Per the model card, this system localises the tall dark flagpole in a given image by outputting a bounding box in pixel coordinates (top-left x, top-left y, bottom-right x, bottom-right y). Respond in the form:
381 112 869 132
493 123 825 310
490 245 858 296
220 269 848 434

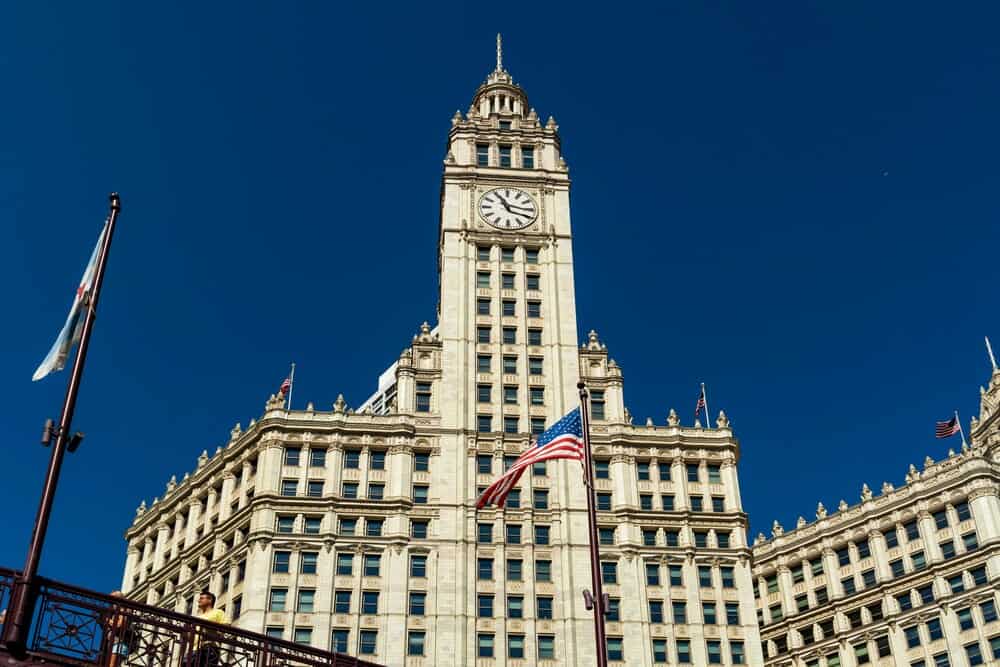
577 381 609 667
3 193 121 656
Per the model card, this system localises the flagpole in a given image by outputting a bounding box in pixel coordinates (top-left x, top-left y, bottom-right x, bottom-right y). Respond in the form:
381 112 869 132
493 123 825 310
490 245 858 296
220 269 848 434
987 336 998 371
955 410 967 447
577 381 609 667
286 362 296 410
3 193 121 656
702 382 710 429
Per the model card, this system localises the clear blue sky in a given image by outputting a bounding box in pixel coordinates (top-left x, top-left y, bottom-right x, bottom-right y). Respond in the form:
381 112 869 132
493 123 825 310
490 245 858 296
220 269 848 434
2 2 998 592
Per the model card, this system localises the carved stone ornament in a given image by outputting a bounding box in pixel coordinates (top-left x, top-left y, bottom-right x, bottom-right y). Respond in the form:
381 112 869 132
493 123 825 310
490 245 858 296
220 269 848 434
716 410 730 428
861 484 873 502
694 418 702 429
197 450 209 469
624 407 633 425
136 500 147 516
881 481 894 494
265 393 285 411
667 409 679 427
924 455 934 469
796 516 807 529
230 423 242 441
334 394 347 414
645 417 654 427
838 499 849 512
754 533 767 546
166 475 177 494
583 330 605 351
816 502 827 519
905 464 919 483
771 520 784 538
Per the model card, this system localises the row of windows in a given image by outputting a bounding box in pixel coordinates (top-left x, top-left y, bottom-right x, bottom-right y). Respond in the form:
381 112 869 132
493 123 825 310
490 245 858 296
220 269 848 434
595 492 727 513
476 298 543 318
474 326 544 346
283 448 432 471
475 522 556 544
476 384 547 404
477 245 540 264
476 143 535 169
476 270 541 290
602 460 723 483
476 354 544 375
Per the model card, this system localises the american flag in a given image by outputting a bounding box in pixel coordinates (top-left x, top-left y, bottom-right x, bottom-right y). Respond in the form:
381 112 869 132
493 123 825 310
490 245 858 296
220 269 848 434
280 377 291 394
695 385 707 420
935 416 960 439
476 408 585 509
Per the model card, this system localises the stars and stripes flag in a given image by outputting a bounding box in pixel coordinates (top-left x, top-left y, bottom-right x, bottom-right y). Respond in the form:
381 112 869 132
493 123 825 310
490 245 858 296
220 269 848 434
695 385 707 420
935 416 960 439
280 377 291 394
477 408 585 509
32 223 108 381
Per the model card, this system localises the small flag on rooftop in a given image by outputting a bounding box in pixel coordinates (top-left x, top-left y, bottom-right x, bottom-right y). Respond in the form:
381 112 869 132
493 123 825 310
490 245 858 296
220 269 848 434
280 377 291 394
694 384 707 421
935 416 960 439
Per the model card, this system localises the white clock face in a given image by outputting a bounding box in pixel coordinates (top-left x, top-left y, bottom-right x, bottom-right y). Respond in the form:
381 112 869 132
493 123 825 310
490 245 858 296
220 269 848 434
478 188 538 230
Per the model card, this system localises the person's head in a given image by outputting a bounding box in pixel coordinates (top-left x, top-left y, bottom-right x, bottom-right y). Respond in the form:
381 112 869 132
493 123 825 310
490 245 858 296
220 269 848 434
198 590 216 611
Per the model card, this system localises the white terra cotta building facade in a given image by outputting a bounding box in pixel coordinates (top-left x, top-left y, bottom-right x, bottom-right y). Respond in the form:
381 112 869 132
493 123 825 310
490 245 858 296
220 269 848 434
121 44 763 667
120 41 1000 667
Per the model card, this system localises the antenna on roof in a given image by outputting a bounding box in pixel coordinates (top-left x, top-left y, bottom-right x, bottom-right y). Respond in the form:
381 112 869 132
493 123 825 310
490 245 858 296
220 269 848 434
496 33 503 72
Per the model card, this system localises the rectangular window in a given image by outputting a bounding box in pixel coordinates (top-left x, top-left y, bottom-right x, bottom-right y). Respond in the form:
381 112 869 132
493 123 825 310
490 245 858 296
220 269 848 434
507 559 522 581
932 652 950 667
981 600 998 623
363 554 380 577
854 643 870 665
905 625 921 648
964 532 980 552
940 539 956 559
359 630 377 655
731 641 745 665
842 576 856 595
957 607 974 631
413 485 429 504
955 501 971 521
534 596 553 619
297 589 315 613
300 551 318 573
597 492 612 511
904 520 920 541
525 248 539 264
897 592 913 611
501 247 515 263
856 540 871 559
912 550 927 570
876 635 892 658
273 551 290 573
533 524 550 545
599 527 615 545
499 145 512 167
366 519 383 537
949 574 965 594
266 628 283 639
699 566 713 587
726 602 740 624
477 415 492 433
309 448 326 467
536 559 552 582
538 635 555 660
281 480 297 496
677 639 691 663
284 447 300 466
533 490 549 510
703 602 717 625
344 450 361 469
477 354 491 373
707 640 722 664
407 631 425 657
527 300 541 318
918 584 934 604
478 594 494 618
502 326 516 344
331 630 348 653
665 530 679 547
336 553 353 575
528 357 543 376
672 601 687 624
690 496 704 512
334 590 351 614
477 558 493 580
837 547 851 566
687 463 700 482
605 598 620 622
268 588 287 612
862 569 877 588
966 643 984 666
595 460 610 479
970 565 987 585
477 454 492 474
890 558 905 577
653 639 668 663
414 452 430 471
694 531 708 548
606 637 623 661
503 356 517 374
477 326 491 344
811 557 824 576
507 596 523 619
528 328 542 346
927 618 943 641
643 529 657 546
367 483 384 500
477 271 491 289
477 245 491 262
590 390 605 420
477 523 493 543
641 494 653 511
476 143 489 166
501 299 515 317
662 494 675 511
669 565 683 586
506 524 521 544
601 561 617 584
530 386 544 405
526 273 540 290
885 528 899 548
503 416 518 434
796 594 809 612
415 382 432 412
276 516 294 533
501 273 515 289
410 554 427 578
503 385 518 404
712 496 725 512
411 520 428 539
649 600 664 623
933 509 949 529
532 460 546 476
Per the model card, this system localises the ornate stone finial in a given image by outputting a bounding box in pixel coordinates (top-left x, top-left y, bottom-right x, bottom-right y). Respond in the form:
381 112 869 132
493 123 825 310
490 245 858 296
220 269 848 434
816 502 827 519
716 410 730 429
558 156 568 171
444 151 456 164
451 110 462 126
151 496 159 506
796 516 807 529
182 472 190 481
624 407 633 424
694 418 702 429
214 445 223 456
838 499 849 511
881 481 894 494
306 401 315 412
962 441 970 454
265 393 285 411
667 409 680 427
905 463 919 483
248 418 256 428
415 322 434 343
166 475 177 493
861 484 873 502
645 417 654 427
230 423 242 441
496 32 503 72
947 448 956 458
923 455 934 469
334 394 347 414
546 115 557 130
771 520 784 538
527 108 537 121
584 330 605 351
754 532 767 546
197 450 209 468
136 500 147 516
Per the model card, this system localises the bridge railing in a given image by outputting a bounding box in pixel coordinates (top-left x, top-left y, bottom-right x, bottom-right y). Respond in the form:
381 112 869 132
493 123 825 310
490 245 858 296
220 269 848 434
0 567 380 667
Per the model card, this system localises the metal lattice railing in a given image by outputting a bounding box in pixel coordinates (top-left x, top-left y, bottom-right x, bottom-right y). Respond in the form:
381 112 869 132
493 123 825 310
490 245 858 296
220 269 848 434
0 567 380 667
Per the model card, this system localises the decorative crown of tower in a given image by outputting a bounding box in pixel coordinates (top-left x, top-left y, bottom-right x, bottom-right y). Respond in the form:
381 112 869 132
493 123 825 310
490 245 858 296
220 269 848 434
470 34 529 119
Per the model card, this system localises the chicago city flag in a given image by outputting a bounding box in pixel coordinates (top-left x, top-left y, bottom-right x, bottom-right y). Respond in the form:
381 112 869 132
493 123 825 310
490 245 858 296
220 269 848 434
477 408 585 508
32 223 107 381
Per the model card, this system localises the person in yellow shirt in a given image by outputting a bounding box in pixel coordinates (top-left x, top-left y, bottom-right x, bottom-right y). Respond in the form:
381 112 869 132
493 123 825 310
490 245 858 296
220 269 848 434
186 590 227 667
